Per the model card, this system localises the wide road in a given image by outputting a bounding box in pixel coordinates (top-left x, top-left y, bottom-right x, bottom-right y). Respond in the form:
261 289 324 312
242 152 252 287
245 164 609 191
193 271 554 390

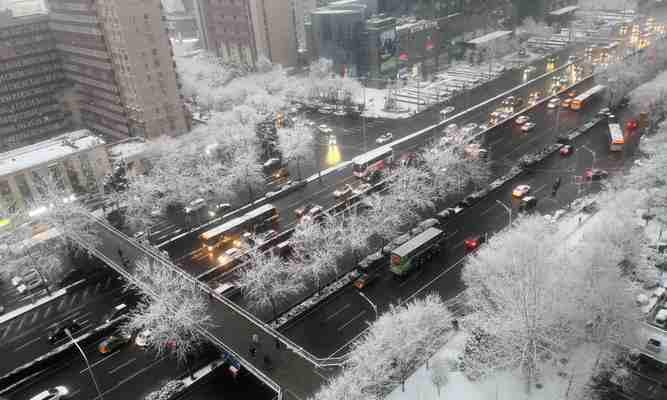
0 274 130 377
146 44 588 250
4 333 206 400
167 59 595 276
281 104 644 359
174 65 604 289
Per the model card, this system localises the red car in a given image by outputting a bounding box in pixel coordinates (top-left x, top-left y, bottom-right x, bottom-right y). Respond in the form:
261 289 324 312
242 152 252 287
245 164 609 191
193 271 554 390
626 119 638 130
559 145 573 156
584 168 609 181
464 235 486 252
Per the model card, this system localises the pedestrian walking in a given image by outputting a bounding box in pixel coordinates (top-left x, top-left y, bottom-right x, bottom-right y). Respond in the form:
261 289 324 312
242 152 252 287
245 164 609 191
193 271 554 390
249 346 257 357
117 248 124 259
275 337 282 350
252 333 259 345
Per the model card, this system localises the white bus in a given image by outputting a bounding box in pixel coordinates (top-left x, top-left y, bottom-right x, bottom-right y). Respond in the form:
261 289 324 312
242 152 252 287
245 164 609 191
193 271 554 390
608 123 625 152
571 85 607 111
200 204 279 253
352 146 394 179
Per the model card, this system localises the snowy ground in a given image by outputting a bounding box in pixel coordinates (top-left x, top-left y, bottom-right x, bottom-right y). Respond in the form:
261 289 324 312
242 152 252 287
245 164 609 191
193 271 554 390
386 331 600 400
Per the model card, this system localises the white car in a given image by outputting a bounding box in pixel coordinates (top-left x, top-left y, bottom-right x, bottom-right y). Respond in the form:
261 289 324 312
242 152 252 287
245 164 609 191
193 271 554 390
353 183 372 195
515 115 530 125
461 123 478 135
333 184 354 198
376 132 393 144
318 124 332 134
224 247 243 259
444 123 458 135
547 98 561 109
521 122 536 132
328 135 337 145
135 329 152 347
512 184 531 198
29 386 69 400
213 282 238 296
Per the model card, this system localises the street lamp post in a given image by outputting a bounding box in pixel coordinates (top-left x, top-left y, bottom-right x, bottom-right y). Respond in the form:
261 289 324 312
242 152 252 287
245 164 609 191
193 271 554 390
65 328 104 400
496 199 512 228
356 290 378 319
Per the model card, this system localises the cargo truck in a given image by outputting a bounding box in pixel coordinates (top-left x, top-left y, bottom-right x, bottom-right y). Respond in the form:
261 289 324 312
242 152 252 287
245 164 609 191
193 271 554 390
390 227 445 277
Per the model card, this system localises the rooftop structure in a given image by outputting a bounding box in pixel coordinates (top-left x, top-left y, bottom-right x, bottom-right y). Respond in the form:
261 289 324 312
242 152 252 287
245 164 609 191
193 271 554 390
549 5 579 16
466 30 513 46
0 129 103 177
0 129 110 211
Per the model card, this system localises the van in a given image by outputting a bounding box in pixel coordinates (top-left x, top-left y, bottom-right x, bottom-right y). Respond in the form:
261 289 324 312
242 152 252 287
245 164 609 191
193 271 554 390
185 198 206 214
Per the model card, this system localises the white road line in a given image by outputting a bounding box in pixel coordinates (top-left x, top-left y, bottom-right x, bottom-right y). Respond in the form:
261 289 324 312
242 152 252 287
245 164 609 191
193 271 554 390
327 327 370 359
28 311 40 325
479 203 498 216
286 388 305 400
401 256 468 305
91 357 166 400
80 351 124 374
68 389 82 399
43 304 54 318
13 336 41 352
337 310 367 332
107 357 137 375
533 184 548 194
325 304 351 322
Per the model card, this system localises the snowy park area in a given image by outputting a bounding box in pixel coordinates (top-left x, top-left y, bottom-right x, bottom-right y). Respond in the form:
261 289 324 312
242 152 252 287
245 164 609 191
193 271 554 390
387 331 600 400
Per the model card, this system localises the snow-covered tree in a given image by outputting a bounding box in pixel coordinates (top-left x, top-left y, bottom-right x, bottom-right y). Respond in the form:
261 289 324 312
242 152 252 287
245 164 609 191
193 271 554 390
237 249 304 318
122 257 213 366
430 355 452 397
311 295 454 400
276 124 314 179
421 146 491 196
462 214 640 392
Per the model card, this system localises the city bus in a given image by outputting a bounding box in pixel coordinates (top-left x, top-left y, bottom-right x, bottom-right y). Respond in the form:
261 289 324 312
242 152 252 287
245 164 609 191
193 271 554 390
570 85 607 111
200 204 279 253
608 122 625 152
352 146 393 179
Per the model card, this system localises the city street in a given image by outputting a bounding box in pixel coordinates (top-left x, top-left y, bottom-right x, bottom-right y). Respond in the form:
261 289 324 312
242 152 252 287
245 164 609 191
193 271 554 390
281 105 643 359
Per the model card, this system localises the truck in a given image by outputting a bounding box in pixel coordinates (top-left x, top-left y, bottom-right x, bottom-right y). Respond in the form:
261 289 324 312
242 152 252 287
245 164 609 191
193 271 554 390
390 227 445 277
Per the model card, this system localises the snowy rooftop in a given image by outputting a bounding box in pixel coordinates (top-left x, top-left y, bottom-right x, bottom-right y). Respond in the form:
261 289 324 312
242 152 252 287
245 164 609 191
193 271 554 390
549 5 579 16
108 138 148 161
0 130 104 177
466 30 513 45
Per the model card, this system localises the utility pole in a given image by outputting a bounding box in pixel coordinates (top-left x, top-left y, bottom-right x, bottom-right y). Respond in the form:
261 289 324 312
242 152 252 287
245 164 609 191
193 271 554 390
66 328 103 400
496 199 512 227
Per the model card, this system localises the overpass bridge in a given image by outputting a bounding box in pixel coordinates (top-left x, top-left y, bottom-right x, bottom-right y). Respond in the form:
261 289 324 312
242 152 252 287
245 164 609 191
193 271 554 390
73 213 345 400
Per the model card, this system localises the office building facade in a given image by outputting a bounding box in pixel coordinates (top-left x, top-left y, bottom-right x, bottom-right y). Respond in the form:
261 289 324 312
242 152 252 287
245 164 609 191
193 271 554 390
49 0 188 141
0 11 70 151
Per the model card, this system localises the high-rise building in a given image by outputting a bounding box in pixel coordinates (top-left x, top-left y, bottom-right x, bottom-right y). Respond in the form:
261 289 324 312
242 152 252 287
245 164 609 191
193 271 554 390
0 10 70 151
48 0 188 141
195 0 314 67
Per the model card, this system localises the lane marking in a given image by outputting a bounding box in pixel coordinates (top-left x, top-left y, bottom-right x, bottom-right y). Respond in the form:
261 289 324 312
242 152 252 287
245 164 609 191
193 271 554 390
80 350 125 374
92 356 167 400
107 356 136 375
337 310 367 332
326 327 370 359
479 203 498 216
401 256 467 306
533 184 548 194
324 304 351 322
13 336 41 352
